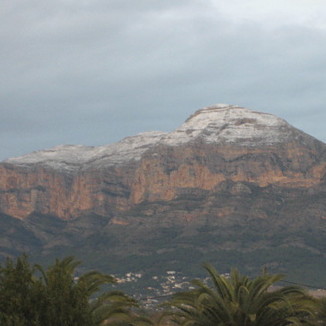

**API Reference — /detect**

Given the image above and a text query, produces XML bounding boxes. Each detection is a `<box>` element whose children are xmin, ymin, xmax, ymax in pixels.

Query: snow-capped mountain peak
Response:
<box><xmin>161</xmin><ymin>104</ymin><xmax>291</xmax><ymax>146</ymax></box>
<box><xmin>4</xmin><ymin>104</ymin><xmax>309</xmax><ymax>171</ymax></box>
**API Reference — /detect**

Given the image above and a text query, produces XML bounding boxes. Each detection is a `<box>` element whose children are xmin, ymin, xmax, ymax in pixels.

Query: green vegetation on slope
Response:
<box><xmin>3</xmin><ymin>257</ymin><xmax>326</xmax><ymax>326</ymax></box>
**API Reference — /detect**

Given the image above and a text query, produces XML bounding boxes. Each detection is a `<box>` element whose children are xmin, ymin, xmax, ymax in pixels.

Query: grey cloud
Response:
<box><xmin>1</xmin><ymin>1</ymin><xmax>326</xmax><ymax>160</ymax></box>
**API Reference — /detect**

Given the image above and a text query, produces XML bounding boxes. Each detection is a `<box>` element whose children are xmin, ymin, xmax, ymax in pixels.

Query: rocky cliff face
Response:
<box><xmin>2</xmin><ymin>104</ymin><xmax>326</xmax><ymax>288</ymax></box>
<box><xmin>1</xmin><ymin>104</ymin><xmax>326</xmax><ymax>220</ymax></box>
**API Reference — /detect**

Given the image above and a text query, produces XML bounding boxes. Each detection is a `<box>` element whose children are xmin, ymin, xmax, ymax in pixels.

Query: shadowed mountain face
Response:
<box><xmin>1</xmin><ymin>104</ymin><xmax>326</xmax><ymax>286</ymax></box>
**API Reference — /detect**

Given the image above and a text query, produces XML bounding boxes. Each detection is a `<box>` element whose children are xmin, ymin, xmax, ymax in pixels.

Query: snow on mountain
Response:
<box><xmin>5</xmin><ymin>131</ymin><xmax>167</xmax><ymax>172</ymax></box>
<box><xmin>4</xmin><ymin>104</ymin><xmax>300</xmax><ymax>171</ymax></box>
<box><xmin>162</xmin><ymin>104</ymin><xmax>292</xmax><ymax>146</ymax></box>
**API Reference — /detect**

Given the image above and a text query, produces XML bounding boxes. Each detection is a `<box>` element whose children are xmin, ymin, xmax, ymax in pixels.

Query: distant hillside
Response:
<box><xmin>1</xmin><ymin>104</ymin><xmax>326</xmax><ymax>289</ymax></box>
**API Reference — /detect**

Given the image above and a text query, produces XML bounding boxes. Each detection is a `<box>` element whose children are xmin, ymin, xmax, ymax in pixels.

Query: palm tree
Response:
<box><xmin>163</xmin><ymin>263</ymin><xmax>316</xmax><ymax>326</ymax></box>
<box><xmin>0</xmin><ymin>255</ymin><xmax>152</xmax><ymax>326</ymax></box>
<box><xmin>35</xmin><ymin>256</ymin><xmax>142</xmax><ymax>326</ymax></box>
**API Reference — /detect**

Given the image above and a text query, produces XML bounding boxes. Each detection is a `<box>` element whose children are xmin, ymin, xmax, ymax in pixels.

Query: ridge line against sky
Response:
<box><xmin>1</xmin><ymin>0</ymin><xmax>326</xmax><ymax>160</ymax></box>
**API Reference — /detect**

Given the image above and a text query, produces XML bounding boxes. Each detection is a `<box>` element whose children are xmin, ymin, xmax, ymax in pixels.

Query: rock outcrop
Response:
<box><xmin>1</xmin><ymin>104</ymin><xmax>326</xmax><ymax>220</ymax></box>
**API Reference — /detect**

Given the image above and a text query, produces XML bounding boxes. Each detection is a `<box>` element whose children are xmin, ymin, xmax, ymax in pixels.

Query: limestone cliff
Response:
<box><xmin>1</xmin><ymin>104</ymin><xmax>326</xmax><ymax>220</ymax></box>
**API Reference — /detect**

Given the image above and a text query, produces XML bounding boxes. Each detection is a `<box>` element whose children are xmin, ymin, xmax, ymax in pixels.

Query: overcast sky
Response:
<box><xmin>1</xmin><ymin>0</ymin><xmax>326</xmax><ymax>160</ymax></box>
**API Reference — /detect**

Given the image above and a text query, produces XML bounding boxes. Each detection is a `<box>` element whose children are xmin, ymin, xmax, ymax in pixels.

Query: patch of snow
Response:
<box><xmin>5</xmin><ymin>131</ymin><xmax>167</xmax><ymax>172</ymax></box>
<box><xmin>161</xmin><ymin>104</ymin><xmax>292</xmax><ymax>146</ymax></box>
<box><xmin>4</xmin><ymin>105</ymin><xmax>298</xmax><ymax>171</ymax></box>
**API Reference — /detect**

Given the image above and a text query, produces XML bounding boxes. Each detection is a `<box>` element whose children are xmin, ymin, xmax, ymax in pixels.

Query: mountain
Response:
<box><xmin>1</xmin><ymin>104</ymin><xmax>326</xmax><ymax>287</ymax></box>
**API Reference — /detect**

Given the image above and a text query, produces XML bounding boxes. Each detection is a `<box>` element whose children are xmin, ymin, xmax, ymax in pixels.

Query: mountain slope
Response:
<box><xmin>1</xmin><ymin>104</ymin><xmax>326</xmax><ymax>288</ymax></box>
<box><xmin>1</xmin><ymin>104</ymin><xmax>326</xmax><ymax>219</ymax></box>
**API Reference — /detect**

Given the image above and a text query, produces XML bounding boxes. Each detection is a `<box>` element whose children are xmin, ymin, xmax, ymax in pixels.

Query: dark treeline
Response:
<box><xmin>1</xmin><ymin>256</ymin><xmax>326</xmax><ymax>326</ymax></box>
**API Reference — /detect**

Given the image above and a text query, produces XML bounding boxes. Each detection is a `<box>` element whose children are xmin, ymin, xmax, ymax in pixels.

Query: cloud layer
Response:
<box><xmin>1</xmin><ymin>0</ymin><xmax>326</xmax><ymax>159</ymax></box>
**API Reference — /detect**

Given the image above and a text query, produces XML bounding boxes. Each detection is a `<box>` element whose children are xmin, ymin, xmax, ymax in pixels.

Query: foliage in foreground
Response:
<box><xmin>162</xmin><ymin>263</ymin><xmax>317</xmax><ymax>326</ymax></box>
<box><xmin>0</xmin><ymin>255</ymin><xmax>149</xmax><ymax>326</ymax></box>
<box><xmin>3</xmin><ymin>257</ymin><xmax>326</xmax><ymax>326</ymax></box>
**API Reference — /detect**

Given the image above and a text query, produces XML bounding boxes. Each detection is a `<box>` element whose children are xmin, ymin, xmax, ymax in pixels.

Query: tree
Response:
<box><xmin>0</xmin><ymin>255</ymin><xmax>142</xmax><ymax>326</ymax></box>
<box><xmin>35</xmin><ymin>256</ymin><xmax>97</xmax><ymax>326</ymax></box>
<box><xmin>163</xmin><ymin>263</ymin><xmax>316</xmax><ymax>326</ymax></box>
<box><xmin>0</xmin><ymin>254</ymin><xmax>43</xmax><ymax>325</ymax></box>
<box><xmin>314</xmin><ymin>297</ymin><xmax>326</xmax><ymax>325</ymax></box>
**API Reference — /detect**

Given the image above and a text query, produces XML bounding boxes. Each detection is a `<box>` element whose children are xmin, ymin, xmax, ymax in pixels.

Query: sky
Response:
<box><xmin>1</xmin><ymin>0</ymin><xmax>326</xmax><ymax>160</ymax></box>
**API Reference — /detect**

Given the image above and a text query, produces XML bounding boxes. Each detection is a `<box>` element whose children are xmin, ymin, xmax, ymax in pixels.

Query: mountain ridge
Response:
<box><xmin>1</xmin><ymin>104</ymin><xmax>326</xmax><ymax>220</ymax></box>
<box><xmin>1</xmin><ymin>104</ymin><xmax>326</xmax><ymax>287</ymax></box>
<box><xmin>5</xmin><ymin>104</ymin><xmax>323</xmax><ymax>172</ymax></box>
